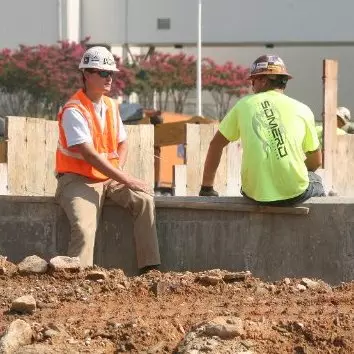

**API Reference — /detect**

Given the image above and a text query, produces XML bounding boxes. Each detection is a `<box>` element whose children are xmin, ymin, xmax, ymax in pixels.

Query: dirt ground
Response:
<box><xmin>1</xmin><ymin>260</ymin><xmax>354</xmax><ymax>354</ymax></box>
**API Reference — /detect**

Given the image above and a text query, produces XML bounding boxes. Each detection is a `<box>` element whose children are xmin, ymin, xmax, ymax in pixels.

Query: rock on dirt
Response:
<box><xmin>85</xmin><ymin>270</ymin><xmax>107</xmax><ymax>281</ymax></box>
<box><xmin>296</xmin><ymin>284</ymin><xmax>307</xmax><ymax>292</ymax></box>
<box><xmin>204</xmin><ymin>316</ymin><xmax>244</xmax><ymax>338</ymax></box>
<box><xmin>176</xmin><ymin>316</ymin><xmax>244</xmax><ymax>353</ymax></box>
<box><xmin>150</xmin><ymin>280</ymin><xmax>170</xmax><ymax>296</ymax></box>
<box><xmin>223</xmin><ymin>271</ymin><xmax>251</xmax><ymax>282</ymax></box>
<box><xmin>301</xmin><ymin>277</ymin><xmax>320</xmax><ymax>289</ymax></box>
<box><xmin>0</xmin><ymin>319</ymin><xmax>33</xmax><ymax>354</ymax></box>
<box><xmin>18</xmin><ymin>256</ymin><xmax>48</xmax><ymax>275</ymax></box>
<box><xmin>284</xmin><ymin>277</ymin><xmax>291</xmax><ymax>285</ymax></box>
<box><xmin>0</xmin><ymin>257</ymin><xmax>17</xmax><ymax>276</ymax></box>
<box><xmin>49</xmin><ymin>256</ymin><xmax>81</xmax><ymax>271</ymax></box>
<box><xmin>11</xmin><ymin>295</ymin><xmax>36</xmax><ymax>314</ymax></box>
<box><xmin>196</xmin><ymin>275</ymin><xmax>222</xmax><ymax>286</ymax></box>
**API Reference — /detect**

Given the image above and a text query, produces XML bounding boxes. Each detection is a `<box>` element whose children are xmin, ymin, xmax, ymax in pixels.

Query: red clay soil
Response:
<box><xmin>0</xmin><ymin>261</ymin><xmax>354</xmax><ymax>353</ymax></box>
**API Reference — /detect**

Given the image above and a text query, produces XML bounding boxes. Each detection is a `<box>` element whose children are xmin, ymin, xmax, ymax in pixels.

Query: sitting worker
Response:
<box><xmin>316</xmin><ymin>106</ymin><xmax>353</xmax><ymax>146</ymax></box>
<box><xmin>55</xmin><ymin>46</ymin><xmax>160</xmax><ymax>273</ymax></box>
<box><xmin>199</xmin><ymin>54</ymin><xmax>325</xmax><ymax>205</ymax></box>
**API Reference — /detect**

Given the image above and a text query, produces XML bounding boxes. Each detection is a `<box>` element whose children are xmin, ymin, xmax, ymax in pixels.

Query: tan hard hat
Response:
<box><xmin>249</xmin><ymin>55</ymin><xmax>292</xmax><ymax>79</ymax></box>
<box><xmin>337</xmin><ymin>106</ymin><xmax>351</xmax><ymax>123</ymax></box>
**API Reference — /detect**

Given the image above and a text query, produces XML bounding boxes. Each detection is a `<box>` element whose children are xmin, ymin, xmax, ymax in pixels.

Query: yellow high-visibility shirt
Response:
<box><xmin>219</xmin><ymin>90</ymin><xmax>319</xmax><ymax>202</ymax></box>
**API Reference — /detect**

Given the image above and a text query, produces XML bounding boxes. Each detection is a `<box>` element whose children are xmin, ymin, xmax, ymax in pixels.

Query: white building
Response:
<box><xmin>1</xmin><ymin>0</ymin><xmax>354</xmax><ymax>118</ymax></box>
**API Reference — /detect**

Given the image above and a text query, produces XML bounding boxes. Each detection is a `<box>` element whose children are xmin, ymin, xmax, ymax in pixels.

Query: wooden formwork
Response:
<box><xmin>0</xmin><ymin>117</ymin><xmax>154</xmax><ymax>196</ymax></box>
<box><xmin>171</xmin><ymin>123</ymin><xmax>242</xmax><ymax>196</ymax></box>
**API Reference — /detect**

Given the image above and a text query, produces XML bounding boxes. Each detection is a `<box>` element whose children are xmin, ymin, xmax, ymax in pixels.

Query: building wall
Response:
<box><xmin>80</xmin><ymin>0</ymin><xmax>354</xmax><ymax>46</ymax></box>
<box><xmin>1</xmin><ymin>0</ymin><xmax>353</xmax><ymax>117</ymax></box>
<box><xmin>4</xmin><ymin>0</ymin><xmax>353</xmax><ymax>48</ymax></box>
<box><xmin>0</xmin><ymin>0</ymin><xmax>59</xmax><ymax>48</ymax></box>
<box><xmin>81</xmin><ymin>0</ymin><xmax>126</xmax><ymax>45</ymax></box>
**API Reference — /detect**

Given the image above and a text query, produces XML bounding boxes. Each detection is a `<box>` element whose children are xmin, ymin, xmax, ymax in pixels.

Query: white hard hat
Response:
<box><xmin>337</xmin><ymin>106</ymin><xmax>351</xmax><ymax>123</ymax></box>
<box><xmin>79</xmin><ymin>46</ymin><xmax>119</xmax><ymax>72</ymax></box>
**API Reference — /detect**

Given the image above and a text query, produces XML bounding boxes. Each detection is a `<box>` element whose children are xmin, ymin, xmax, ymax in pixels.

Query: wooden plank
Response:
<box><xmin>209</xmin><ymin>124</ymin><xmax>227</xmax><ymax>196</ymax></box>
<box><xmin>155</xmin><ymin>118</ymin><xmax>217</xmax><ymax>147</ymax></box>
<box><xmin>25</xmin><ymin>118</ymin><xmax>46</xmax><ymax>196</ymax></box>
<box><xmin>156</xmin><ymin>199</ymin><xmax>309</xmax><ymax>215</ymax></box>
<box><xmin>186</xmin><ymin>124</ymin><xmax>229</xmax><ymax>196</ymax></box>
<box><xmin>124</xmin><ymin>125</ymin><xmax>140</xmax><ymax>179</ymax></box>
<box><xmin>332</xmin><ymin>134</ymin><xmax>354</xmax><ymax>196</ymax></box>
<box><xmin>139</xmin><ymin>125</ymin><xmax>154</xmax><ymax>188</ymax></box>
<box><xmin>186</xmin><ymin>124</ymin><xmax>201</xmax><ymax>196</ymax></box>
<box><xmin>226</xmin><ymin>141</ymin><xmax>242</xmax><ymax>196</ymax></box>
<box><xmin>0</xmin><ymin>141</ymin><xmax>6</xmax><ymax>163</ymax></box>
<box><xmin>7</xmin><ymin>117</ymin><xmax>27</xmax><ymax>195</ymax></box>
<box><xmin>322</xmin><ymin>59</ymin><xmax>338</xmax><ymax>192</ymax></box>
<box><xmin>44</xmin><ymin>120</ymin><xmax>59</xmax><ymax>196</ymax></box>
<box><xmin>0</xmin><ymin>163</ymin><xmax>8</xmax><ymax>195</ymax></box>
<box><xmin>173</xmin><ymin>164</ymin><xmax>187</xmax><ymax>196</ymax></box>
<box><xmin>155</xmin><ymin>121</ymin><xmax>186</xmax><ymax>146</ymax></box>
<box><xmin>125</xmin><ymin>125</ymin><xmax>154</xmax><ymax>188</ymax></box>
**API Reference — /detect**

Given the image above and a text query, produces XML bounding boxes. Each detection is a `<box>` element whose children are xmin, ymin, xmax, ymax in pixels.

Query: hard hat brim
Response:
<box><xmin>248</xmin><ymin>71</ymin><xmax>293</xmax><ymax>80</ymax></box>
<box><xmin>79</xmin><ymin>65</ymin><xmax>120</xmax><ymax>72</ymax></box>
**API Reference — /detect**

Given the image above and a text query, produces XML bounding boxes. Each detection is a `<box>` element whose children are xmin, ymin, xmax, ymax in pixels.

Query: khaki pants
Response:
<box><xmin>55</xmin><ymin>173</ymin><xmax>161</xmax><ymax>268</ymax></box>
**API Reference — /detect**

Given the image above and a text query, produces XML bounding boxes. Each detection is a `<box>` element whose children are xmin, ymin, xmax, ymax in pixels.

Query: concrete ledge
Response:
<box><xmin>0</xmin><ymin>195</ymin><xmax>353</xmax><ymax>284</ymax></box>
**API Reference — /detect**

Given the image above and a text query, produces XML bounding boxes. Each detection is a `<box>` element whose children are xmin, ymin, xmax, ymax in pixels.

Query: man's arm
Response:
<box><xmin>75</xmin><ymin>142</ymin><xmax>151</xmax><ymax>193</ymax></box>
<box><xmin>305</xmin><ymin>149</ymin><xmax>322</xmax><ymax>171</ymax></box>
<box><xmin>117</xmin><ymin>140</ymin><xmax>128</xmax><ymax>169</ymax></box>
<box><xmin>200</xmin><ymin>131</ymin><xmax>230</xmax><ymax>193</ymax></box>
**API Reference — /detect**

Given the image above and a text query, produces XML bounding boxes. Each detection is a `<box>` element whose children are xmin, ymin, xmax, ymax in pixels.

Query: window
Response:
<box><xmin>157</xmin><ymin>18</ymin><xmax>171</xmax><ymax>30</ymax></box>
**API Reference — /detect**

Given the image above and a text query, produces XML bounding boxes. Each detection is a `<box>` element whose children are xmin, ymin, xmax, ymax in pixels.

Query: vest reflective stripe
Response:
<box><xmin>57</xmin><ymin>143</ymin><xmax>85</xmax><ymax>160</ymax></box>
<box><xmin>110</xmin><ymin>98</ymin><xmax>118</xmax><ymax>132</ymax></box>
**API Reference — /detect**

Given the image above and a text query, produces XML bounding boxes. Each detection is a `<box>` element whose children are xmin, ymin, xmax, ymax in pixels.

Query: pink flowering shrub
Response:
<box><xmin>0</xmin><ymin>41</ymin><xmax>250</xmax><ymax>119</ymax></box>
<box><xmin>203</xmin><ymin>58</ymin><xmax>251</xmax><ymax>118</ymax></box>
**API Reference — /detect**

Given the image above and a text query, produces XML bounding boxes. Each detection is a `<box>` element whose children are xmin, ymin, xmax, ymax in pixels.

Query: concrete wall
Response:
<box><xmin>0</xmin><ymin>196</ymin><xmax>353</xmax><ymax>284</ymax></box>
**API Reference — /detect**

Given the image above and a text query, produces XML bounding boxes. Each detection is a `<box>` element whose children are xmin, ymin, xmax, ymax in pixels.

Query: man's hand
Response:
<box><xmin>199</xmin><ymin>186</ymin><xmax>219</xmax><ymax>197</ymax></box>
<box><xmin>74</xmin><ymin>143</ymin><xmax>153</xmax><ymax>195</ymax></box>
<box><xmin>125</xmin><ymin>176</ymin><xmax>153</xmax><ymax>195</ymax></box>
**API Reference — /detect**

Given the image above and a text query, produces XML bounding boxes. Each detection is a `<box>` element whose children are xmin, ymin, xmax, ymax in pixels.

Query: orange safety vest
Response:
<box><xmin>56</xmin><ymin>89</ymin><xmax>119</xmax><ymax>180</ymax></box>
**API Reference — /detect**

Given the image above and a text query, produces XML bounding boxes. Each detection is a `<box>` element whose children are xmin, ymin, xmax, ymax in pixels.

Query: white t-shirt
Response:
<box><xmin>62</xmin><ymin>100</ymin><xmax>127</xmax><ymax>147</ymax></box>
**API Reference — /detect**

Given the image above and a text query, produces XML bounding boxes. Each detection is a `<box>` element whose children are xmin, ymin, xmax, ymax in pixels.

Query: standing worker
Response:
<box><xmin>199</xmin><ymin>55</ymin><xmax>325</xmax><ymax>205</ymax></box>
<box><xmin>336</xmin><ymin>107</ymin><xmax>353</xmax><ymax>133</ymax></box>
<box><xmin>55</xmin><ymin>46</ymin><xmax>161</xmax><ymax>273</ymax></box>
<box><xmin>316</xmin><ymin>106</ymin><xmax>354</xmax><ymax>146</ymax></box>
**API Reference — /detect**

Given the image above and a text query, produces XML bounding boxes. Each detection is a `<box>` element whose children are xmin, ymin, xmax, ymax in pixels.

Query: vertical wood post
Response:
<box><xmin>322</xmin><ymin>59</ymin><xmax>338</xmax><ymax>192</ymax></box>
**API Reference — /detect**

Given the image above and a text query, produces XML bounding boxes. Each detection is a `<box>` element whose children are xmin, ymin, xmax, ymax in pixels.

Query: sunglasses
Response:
<box><xmin>86</xmin><ymin>69</ymin><xmax>114</xmax><ymax>78</ymax></box>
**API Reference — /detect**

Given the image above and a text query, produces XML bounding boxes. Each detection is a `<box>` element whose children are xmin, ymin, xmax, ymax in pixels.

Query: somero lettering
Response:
<box><xmin>261</xmin><ymin>100</ymin><xmax>288</xmax><ymax>158</ymax></box>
